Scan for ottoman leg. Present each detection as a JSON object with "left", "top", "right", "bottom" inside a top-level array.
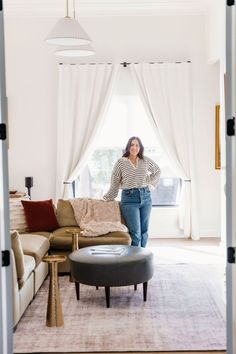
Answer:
[
  {"left": 143, "top": 282, "right": 148, "bottom": 301},
  {"left": 134, "top": 284, "right": 137, "bottom": 291},
  {"left": 105, "top": 286, "right": 110, "bottom": 308},
  {"left": 75, "top": 281, "right": 80, "bottom": 300}
]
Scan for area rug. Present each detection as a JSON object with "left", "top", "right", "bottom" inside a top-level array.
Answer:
[{"left": 13, "top": 264, "right": 226, "bottom": 353}]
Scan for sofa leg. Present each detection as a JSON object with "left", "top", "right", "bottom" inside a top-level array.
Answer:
[
  {"left": 105, "top": 286, "right": 110, "bottom": 308},
  {"left": 134, "top": 284, "right": 137, "bottom": 291},
  {"left": 69, "top": 273, "right": 74, "bottom": 282},
  {"left": 96, "top": 286, "right": 99, "bottom": 290},
  {"left": 143, "top": 281, "right": 148, "bottom": 301},
  {"left": 75, "top": 281, "right": 80, "bottom": 300}
]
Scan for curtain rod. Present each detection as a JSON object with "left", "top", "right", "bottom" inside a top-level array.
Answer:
[{"left": 59, "top": 61, "right": 191, "bottom": 66}]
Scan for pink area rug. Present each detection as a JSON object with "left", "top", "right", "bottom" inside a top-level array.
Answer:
[{"left": 13, "top": 264, "right": 226, "bottom": 353}]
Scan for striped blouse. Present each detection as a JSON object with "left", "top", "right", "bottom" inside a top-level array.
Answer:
[{"left": 103, "top": 156, "right": 161, "bottom": 201}]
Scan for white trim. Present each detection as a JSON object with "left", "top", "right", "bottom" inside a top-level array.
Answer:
[
  {"left": 199, "top": 229, "right": 221, "bottom": 238},
  {"left": 0, "top": 5, "right": 13, "bottom": 353}
]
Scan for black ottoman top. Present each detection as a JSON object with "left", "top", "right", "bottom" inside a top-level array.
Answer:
[{"left": 69, "top": 245, "right": 154, "bottom": 287}]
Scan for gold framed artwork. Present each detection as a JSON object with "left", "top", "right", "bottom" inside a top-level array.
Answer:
[
  {"left": 215, "top": 104, "right": 221, "bottom": 170},
  {"left": 6, "top": 97, "right": 9, "bottom": 149}
]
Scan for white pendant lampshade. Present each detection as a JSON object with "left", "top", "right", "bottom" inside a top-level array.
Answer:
[
  {"left": 54, "top": 46, "right": 96, "bottom": 57},
  {"left": 46, "top": 17, "right": 91, "bottom": 46},
  {"left": 55, "top": 49, "right": 95, "bottom": 57}
]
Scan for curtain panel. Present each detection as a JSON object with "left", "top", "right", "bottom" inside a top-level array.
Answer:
[
  {"left": 56, "top": 63, "right": 119, "bottom": 199},
  {"left": 130, "top": 62, "right": 199, "bottom": 239}
]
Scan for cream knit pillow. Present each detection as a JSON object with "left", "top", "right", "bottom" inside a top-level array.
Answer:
[{"left": 9, "top": 198, "right": 27, "bottom": 232}]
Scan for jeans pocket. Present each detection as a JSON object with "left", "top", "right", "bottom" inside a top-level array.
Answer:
[
  {"left": 123, "top": 190, "right": 132, "bottom": 196},
  {"left": 122, "top": 190, "right": 138, "bottom": 204}
]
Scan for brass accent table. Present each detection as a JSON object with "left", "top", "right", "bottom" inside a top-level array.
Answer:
[
  {"left": 66, "top": 229, "right": 79, "bottom": 282},
  {"left": 71, "top": 230, "right": 79, "bottom": 252},
  {"left": 43, "top": 255, "right": 66, "bottom": 327}
]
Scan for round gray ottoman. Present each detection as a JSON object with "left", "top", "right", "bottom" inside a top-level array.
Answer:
[{"left": 69, "top": 245, "right": 154, "bottom": 307}]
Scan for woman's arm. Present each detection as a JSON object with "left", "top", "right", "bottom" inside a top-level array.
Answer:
[
  {"left": 103, "top": 161, "right": 121, "bottom": 201},
  {"left": 148, "top": 159, "right": 161, "bottom": 189}
]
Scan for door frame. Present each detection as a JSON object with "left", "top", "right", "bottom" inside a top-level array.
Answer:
[
  {"left": 226, "top": 1, "right": 236, "bottom": 354},
  {"left": 0, "top": 1, "right": 235, "bottom": 354},
  {"left": 0, "top": 1, "right": 13, "bottom": 353}
]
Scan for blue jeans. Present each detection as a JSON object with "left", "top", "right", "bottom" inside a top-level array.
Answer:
[{"left": 120, "top": 187, "right": 152, "bottom": 247}]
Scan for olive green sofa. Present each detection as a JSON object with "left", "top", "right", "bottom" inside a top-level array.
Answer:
[
  {"left": 10, "top": 197, "right": 131, "bottom": 325},
  {"left": 50, "top": 199, "right": 131, "bottom": 272}
]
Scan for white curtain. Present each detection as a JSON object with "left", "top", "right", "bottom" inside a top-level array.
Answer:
[
  {"left": 130, "top": 62, "right": 199, "bottom": 239},
  {"left": 56, "top": 63, "right": 119, "bottom": 199}
]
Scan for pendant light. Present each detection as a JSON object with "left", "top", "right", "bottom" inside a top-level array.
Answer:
[
  {"left": 46, "top": 17, "right": 91, "bottom": 46},
  {"left": 54, "top": 46, "right": 95, "bottom": 57},
  {"left": 46, "top": 0, "right": 95, "bottom": 57}
]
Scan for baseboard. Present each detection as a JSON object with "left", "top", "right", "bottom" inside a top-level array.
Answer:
[{"left": 199, "top": 229, "right": 221, "bottom": 238}]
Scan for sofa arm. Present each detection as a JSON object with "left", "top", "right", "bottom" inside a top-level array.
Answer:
[{"left": 11, "top": 249, "right": 21, "bottom": 327}]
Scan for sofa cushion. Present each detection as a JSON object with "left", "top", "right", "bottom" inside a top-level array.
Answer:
[
  {"left": 9, "top": 198, "right": 28, "bottom": 232},
  {"left": 19, "top": 234, "right": 50, "bottom": 266},
  {"left": 19, "top": 255, "right": 35, "bottom": 288},
  {"left": 50, "top": 227, "right": 81, "bottom": 250},
  {"left": 76, "top": 232, "right": 131, "bottom": 248},
  {"left": 21, "top": 199, "right": 59, "bottom": 232},
  {"left": 56, "top": 199, "right": 77, "bottom": 227},
  {"left": 11, "top": 230, "right": 25, "bottom": 281},
  {"left": 31, "top": 231, "right": 52, "bottom": 239},
  {"left": 50, "top": 227, "right": 131, "bottom": 251}
]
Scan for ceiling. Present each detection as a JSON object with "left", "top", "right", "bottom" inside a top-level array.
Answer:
[
  {"left": 4, "top": 0, "right": 209, "bottom": 18},
  {"left": 3, "top": 0, "right": 223, "bottom": 64}
]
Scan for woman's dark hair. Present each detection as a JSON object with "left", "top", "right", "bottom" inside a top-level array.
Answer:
[{"left": 122, "top": 136, "right": 144, "bottom": 159}]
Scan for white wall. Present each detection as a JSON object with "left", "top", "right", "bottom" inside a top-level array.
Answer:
[
  {"left": 5, "top": 19, "right": 58, "bottom": 200},
  {"left": 192, "top": 61, "right": 221, "bottom": 237},
  {"left": 205, "top": 0, "right": 225, "bottom": 66},
  {"left": 4, "top": 13, "right": 222, "bottom": 238}
]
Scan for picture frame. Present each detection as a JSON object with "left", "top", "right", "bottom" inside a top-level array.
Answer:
[
  {"left": 215, "top": 104, "right": 221, "bottom": 170},
  {"left": 6, "top": 97, "right": 9, "bottom": 149}
]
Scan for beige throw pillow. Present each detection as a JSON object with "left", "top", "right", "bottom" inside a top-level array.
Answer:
[
  {"left": 56, "top": 199, "right": 77, "bottom": 227},
  {"left": 11, "top": 230, "right": 25, "bottom": 281}
]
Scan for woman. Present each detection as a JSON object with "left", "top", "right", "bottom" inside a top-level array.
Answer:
[{"left": 103, "top": 136, "right": 161, "bottom": 247}]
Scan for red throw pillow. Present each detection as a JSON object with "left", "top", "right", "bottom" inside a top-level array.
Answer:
[{"left": 21, "top": 199, "right": 59, "bottom": 232}]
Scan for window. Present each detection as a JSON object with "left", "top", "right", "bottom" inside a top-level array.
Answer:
[
  {"left": 76, "top": 68, "right": 182, "bottom": 207},
  {"left": 151, "top": 178, "right": 182, "bottom": 206}
]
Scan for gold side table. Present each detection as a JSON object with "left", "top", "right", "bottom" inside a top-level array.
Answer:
[
  {"left": 71, "top": 230, "right": 79, "bottom": 252},
  {"left": 67, "top": 229, "right": 79, "bottom": 282},
  {"left": 43, "top": 255, "right": 66, "bottom": 327}
]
